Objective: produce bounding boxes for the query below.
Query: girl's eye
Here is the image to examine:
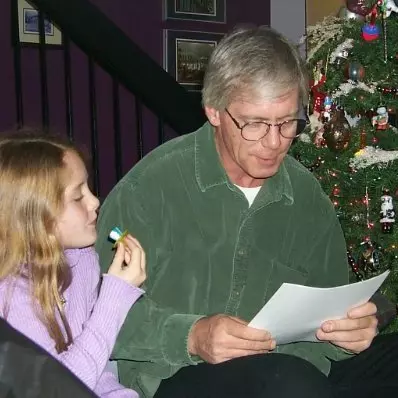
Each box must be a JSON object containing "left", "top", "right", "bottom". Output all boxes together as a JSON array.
[{"left": 74, "top": 196, "right": 84, "bottom": 202}]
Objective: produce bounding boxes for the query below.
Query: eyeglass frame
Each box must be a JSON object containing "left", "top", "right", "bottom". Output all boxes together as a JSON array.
[{"left": 224, "top": 108, "right": 308, "bottom": 141}]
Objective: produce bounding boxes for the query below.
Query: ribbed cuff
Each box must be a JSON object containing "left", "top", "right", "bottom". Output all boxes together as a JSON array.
[
  {"left": 93, "top": 274, "right": 144, "bottom": 326},
  {"left": 161, "top": 314, "right": 205, "bottom": 366}
]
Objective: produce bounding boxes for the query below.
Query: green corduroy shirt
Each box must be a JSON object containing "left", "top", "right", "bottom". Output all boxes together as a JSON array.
[{"left": 95, "top": 122, "right": 351, "bottom": 398}]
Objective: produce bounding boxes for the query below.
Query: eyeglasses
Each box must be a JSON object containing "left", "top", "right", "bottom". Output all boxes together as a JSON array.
[{"left": 225, "top": 108, "right": 308, "bottom": 141}]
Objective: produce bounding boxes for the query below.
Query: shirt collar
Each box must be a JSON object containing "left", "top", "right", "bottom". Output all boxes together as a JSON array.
[
  {"left": 194, "top": 122, "right": 294, "bottom": 205},
  {"left": 195, "top": 122, "right": 230, "bottom": 192}
]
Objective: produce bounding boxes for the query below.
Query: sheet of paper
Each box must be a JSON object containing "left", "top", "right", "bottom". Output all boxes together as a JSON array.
[{"left": 248, "top": 271, "right": 389, "bottom": 345}]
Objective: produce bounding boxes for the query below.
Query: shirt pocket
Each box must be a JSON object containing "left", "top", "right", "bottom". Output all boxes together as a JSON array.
[{"left": 263, "top": 259, "right": 309, "bottom": 305}]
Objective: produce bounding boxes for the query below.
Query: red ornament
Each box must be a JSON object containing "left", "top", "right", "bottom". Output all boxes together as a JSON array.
[
  {"left": 361, "top": 6, "right": 380, "bottom": 41},
  {"left": 332, "top": 185, "right": 341, "bottom": 196},
  {"left": 345, "top": 62, "right": 365, "bottom": 82},
  {"left": 310, "top": 73, "right": 326, "bottom": 114}
]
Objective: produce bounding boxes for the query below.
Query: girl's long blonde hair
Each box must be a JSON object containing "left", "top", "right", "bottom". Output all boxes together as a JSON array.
[{"left": 0, "top": 130, "right": 83, "bottom": 352}]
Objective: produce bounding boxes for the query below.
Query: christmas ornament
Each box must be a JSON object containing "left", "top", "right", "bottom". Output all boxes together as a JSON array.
[
  {"left": 380, "top": 189, "right": 395, "bottom": 233},
  {"left": 362, "top": 4, "right": 381, "bottom": 41},
  {"left": 385, "top": 0, "right": 398, "bottom": 17},
  {"left": 323, "top": 109, "right": 352, "bottom": 152},
  {"left": 330, "top": 39, "right": 354, "bottom": 66},
  {"left": 322, "top": 96, "right": 333, "bottom": 123},
  {"left": 362, "top": 22, "right": 381, "bottom": 41},
  {"left": 372, "top": 106, "right": 389, "bottom": 130},
  {"left": 359, "top": 240, "right": 381, "bottom": 274},
  {"left": 344, "top": 62, "right": 365, "bottom": 82},
  {"left": 335, "top": 49, "right": 350, "bottom": 66},
  {"left": 310, "top": 61, "right": 327, "bottom": 115},
  {"left": 346, "top": 0, "right": 374, "bottom": 16},
  {"left": 337, "top": 6, "right": 366, "bottom": 21}
]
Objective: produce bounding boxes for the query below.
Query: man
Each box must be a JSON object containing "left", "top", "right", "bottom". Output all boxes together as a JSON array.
[{"left": 96, "top": 26, "right": 397, "bottom": 398}]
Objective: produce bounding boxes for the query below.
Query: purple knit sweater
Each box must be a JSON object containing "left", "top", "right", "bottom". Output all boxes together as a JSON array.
[{"left": 0, "top": 247, "right": 144, "bottom": 397}]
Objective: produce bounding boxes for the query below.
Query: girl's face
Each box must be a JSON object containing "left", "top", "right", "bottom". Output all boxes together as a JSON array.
[{"left": 56, "top": 151, "right": 100, "bottom": 249}]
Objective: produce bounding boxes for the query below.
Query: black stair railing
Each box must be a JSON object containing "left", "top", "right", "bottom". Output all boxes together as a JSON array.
[
  {"left": 11, "top": 0, "right": 207, "bottom": 197},
  {"left": 28, "top": 0, "right": 206, "bottom": 135}
]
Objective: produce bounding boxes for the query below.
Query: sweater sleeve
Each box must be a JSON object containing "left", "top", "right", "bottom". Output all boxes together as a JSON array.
[
  {"left": 0, "top": 273, "right": 144, "bottom": 390},
  {"left": 56, "top": 274, "right": 144, "bottom": 388},
  {"left": 94, "top": 370, "right": 139, "bottom": 397}
]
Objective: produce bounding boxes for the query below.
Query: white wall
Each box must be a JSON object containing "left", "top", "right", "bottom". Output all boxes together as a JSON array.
[{"left": 270, "top": 0, "right": 306, "bottom": 46}]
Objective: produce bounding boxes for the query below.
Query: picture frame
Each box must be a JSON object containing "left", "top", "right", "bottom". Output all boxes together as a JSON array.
[
  {"left": 17, "top": 0, "right": 62, "bottom": 46},
  {"left": 164, "top": 30, "right": 224, "bottom": 92},
  {"left": 164, "top": 0, "right": 226, "bottom": 23}
]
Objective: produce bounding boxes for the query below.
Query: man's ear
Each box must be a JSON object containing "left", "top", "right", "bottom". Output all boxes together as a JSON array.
[{"left": 204, "top": 106, "right": 221, "bottom": 127}]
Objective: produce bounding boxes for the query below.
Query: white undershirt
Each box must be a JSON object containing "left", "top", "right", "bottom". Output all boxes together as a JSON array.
[{"left": 235, "top": 185, "right": 262, "bottom": 207}]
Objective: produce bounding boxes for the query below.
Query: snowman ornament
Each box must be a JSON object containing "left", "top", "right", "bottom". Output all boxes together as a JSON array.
[
  {"left": 385, "top": 0, "right": 398, "bottom": 17},
  {"left": 322, "top": 96, "right": 333, "bottom": 123},
  {"left": 372, "top": 106, "right": 389, "bottom": 130},
  {"left": 380, "top": 189, "right": 395, "bottom": 233}
]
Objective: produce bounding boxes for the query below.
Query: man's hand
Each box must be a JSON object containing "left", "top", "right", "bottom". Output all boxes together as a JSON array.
[
  {"left": 188, "top": 314, "right": 275, "bottom": 364},
  {"left": 316, "top": 301, "right": 378, "bottom": 354}
]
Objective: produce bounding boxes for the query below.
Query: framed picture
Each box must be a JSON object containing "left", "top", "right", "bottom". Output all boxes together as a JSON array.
[
  {"left": 164, "top": 30, "right": 224, "bottom": 92},
  {"left": 164, "top": 0, "right": 226, "bottom": 23},
  {"left": 17, "top": 0, "right": 62, "bottom": 45}
]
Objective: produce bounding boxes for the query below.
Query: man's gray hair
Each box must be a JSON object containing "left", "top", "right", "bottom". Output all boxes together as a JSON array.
[{"left": 202, "top": 26, "right": 309, "bottom": 110}]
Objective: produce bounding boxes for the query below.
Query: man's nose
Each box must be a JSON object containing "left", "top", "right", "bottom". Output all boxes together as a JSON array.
[{"left": 260, "top": 125, "right": 281, "bottom": 149}]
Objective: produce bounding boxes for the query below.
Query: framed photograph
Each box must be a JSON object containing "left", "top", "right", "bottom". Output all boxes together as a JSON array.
[
  {"left": 164, "top": 0, "right": 226, "bottom": 23},
  {"left": 164, "top": 30, "right": 224, "bottom": 92},
  {"left": 17, "top": 0, "right": 62, "bottom": 45}
]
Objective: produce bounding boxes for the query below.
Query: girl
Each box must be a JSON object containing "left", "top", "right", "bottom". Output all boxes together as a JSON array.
[{"left": 0, "top": 131, "right": 146, "bottom": 397}]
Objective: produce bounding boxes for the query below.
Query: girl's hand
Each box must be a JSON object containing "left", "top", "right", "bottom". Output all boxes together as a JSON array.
[{"left": 107, "top": 234, "right": 146, "bottom": 287}]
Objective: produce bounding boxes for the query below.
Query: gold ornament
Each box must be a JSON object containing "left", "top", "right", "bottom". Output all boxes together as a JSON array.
[{"left": 323, "top": 109, "right": 352, "bottom": 152}]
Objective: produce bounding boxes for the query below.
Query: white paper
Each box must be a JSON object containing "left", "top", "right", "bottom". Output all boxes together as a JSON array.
[{"left": 248, "top": 271, "right": 389, "bottom": 345}]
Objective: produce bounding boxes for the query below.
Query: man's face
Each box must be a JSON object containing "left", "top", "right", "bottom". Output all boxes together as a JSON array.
[{"left": 205, "top": 87, "right": 300, "bottom": 185}]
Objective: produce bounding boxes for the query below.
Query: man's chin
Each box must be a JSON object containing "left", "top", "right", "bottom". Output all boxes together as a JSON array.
[{"left": 248, "top": 163, "right": 280, "bottom": 180}]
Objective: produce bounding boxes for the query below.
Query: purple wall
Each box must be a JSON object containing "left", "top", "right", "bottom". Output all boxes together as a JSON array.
[{"left": 0, "top": 0, "right": 270, "bottom": 196}]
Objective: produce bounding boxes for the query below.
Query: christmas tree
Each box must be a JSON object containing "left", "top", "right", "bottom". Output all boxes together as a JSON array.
[{"left": 291, "top": 0, "right": 398, "bottom": 330}]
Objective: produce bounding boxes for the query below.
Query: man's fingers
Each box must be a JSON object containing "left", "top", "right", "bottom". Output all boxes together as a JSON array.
[
  {"left": 317, "top": 327, "right": 375, "bottom": 343},
  {"left": 348, "top": 302, "right": 377, "bottom": 318},
  {"left": 225, "top": 337, "right": 276, "bottom": 351},
  {"left": 321, "top": 316, "right": 377, "bottom": 333},
  {"left": 227, "top": 320, "right": 271, "bottom": 341}
]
